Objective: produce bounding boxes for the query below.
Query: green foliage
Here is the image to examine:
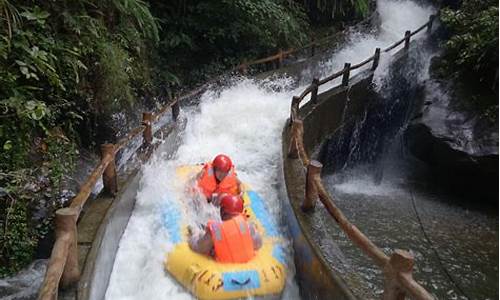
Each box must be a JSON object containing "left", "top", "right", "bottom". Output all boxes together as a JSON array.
[
  {"left": 109, "top": 0, "right": 160, "bottom": 43},
  {"left": 0, "top": 188, "right": 37, "bottom": 276},
  {"left": 0, "top": 0, "right": 161, "bottom": 277},
  {"left": 300, "top": 0, "right": 371, "bottom": 24},
  {"left": 94, "top": 42, "right": 134, "bottom": 113},
  {"left": 151, "top": 0, "right": 309, "bottom": 84},
  {"left": 440, "top": 0, "right": 498, "bottom": 83},
  {"left": 0, "top": 131, "right": 77, "bottom": 277},
  {"left": 439, "top": 0, "right": 498, "bottom": 123},
  {"left": 0, "top": 0, "right": 21, "bottom": 40}
]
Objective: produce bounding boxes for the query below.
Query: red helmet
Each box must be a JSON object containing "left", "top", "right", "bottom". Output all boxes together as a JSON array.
[
  {"left": 220, "top": 194, "right": 243, "bottom": 216},
  {"left": 212, "top": 154, "right": 232, "bottom": 173}
]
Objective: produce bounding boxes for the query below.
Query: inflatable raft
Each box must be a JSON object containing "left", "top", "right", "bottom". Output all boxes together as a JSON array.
[{"left": 163, "top": 165, "right": 287, "bottom": 300}]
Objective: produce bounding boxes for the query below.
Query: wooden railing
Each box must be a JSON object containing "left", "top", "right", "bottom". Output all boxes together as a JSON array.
[
  {"left": 234, "top": 13, "right": 378, "bottom": 74},
  {"left": 37, "top": 92, "right": 193, "bottom": 299},
  {"left": 287, "top": 15, "right": 436, "bottom": 300}
]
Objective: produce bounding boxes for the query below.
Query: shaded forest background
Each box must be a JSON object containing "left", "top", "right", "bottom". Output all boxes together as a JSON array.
[{"left": 0, "top": 0, "right": 497, "bottom": 277}]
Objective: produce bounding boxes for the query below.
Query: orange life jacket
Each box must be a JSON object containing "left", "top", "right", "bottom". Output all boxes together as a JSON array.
[
  {"left": 197, "top": 163, "right": 239, "bottom": 198},
  {"left": 207, "top": 215, "right": 255, "bottom": 263}
]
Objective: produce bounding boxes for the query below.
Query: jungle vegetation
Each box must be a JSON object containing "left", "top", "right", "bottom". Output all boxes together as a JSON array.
[
  {"left": 439, "top": 0, "right": 498, "bottom": 121},
  {"left": 0, "top": 0, "right": 371, "bottom": 277}
]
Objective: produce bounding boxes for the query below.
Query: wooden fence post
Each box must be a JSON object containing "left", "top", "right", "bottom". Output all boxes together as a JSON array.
[
  {"left": 100, "top": 143, "right": 117, "bottom": 196},
  {"left": 38, "top": 208, "right": 79, "bottom": 300},
  {"left": 311, "top": 78, "right": 320, "bottom": 104},
  {"left": 58, "top": 208, "right": 79, "bottom": 287},
  {"left": 142, "top": 112, "right": 153, "bottom": 146},
  {"left": 240, "top": 61, "right": 248, "bottom": 75},
  {"left": 290, "top": 96, "right": 301, "bottom": 125},
  {"left": 287, "top": 119, "right": 302, "bottom": 159},
  {"left": 342, "top": 63, "right": 351, "bottom": 86},
  {"left": 277, "top": 49, "right": 284, "bottom": 69},
  {"left": 372, "top": 48, "right": 381, "bottom": 71},
  {"left": 383, "top": 250, "right": 414, "bottom": 300},
  {"left": 302, "top": 160, "right": 322, "bottom": 211},
  {"left": 427, "top": 15, "right": 435, "bottom": 33},
  {"left": 311, "top": 36, "right": 316, "bottom": 57},
  {"left": 404, "top": 31, "right": 411, "bottom": 50},
  {"left": 172, "top": 101, "right": 180, "bottom": 121}
]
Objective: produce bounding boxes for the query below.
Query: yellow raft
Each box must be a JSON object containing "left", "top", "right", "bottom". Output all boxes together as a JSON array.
[{"left": 163, "top": 165, "right": 287, "bottom": 300}]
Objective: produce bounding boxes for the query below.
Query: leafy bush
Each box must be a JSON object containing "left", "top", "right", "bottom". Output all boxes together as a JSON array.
[
  {"left": 300, "top": 0, "right": 371, "bottom": 25},
  {"left": 151, "top": 0, "right": 309, "bottom": 85},
  {"left": 439, "top": 0, "right": 498, "bottom": 122},
  {"left": 440, "top": 0, "right": 498, "bottom": 85},
  {"left": 94, "top": 42, "right": 134, "bottom": 113},
  {"left": 0, "top": 0, "right": 161, "bottom": 276}
]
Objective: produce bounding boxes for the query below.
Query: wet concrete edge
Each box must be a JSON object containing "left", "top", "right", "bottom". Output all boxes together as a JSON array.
[{"left": 77, "top": 169, "right": 141, "bottom": 300}]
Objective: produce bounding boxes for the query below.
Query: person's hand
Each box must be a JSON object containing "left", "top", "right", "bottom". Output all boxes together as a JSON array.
[{"left": 209, "top": 193, "right": 218, "bottom": 204}]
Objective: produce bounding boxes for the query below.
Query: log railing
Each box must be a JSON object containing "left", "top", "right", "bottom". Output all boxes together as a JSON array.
[
  {"left": 234, "top": 12, "right": 379, "bottom": 74},
  {"left": 286, "top": 15, "right": 436, "bottom": 300},
  {"left": 37, "top": 92, "right": 187, "bottom": 299}
]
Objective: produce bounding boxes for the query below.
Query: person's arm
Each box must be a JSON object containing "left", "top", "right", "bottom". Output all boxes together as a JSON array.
[
  {"left": 236, "top": 178, "right": 244, "bottom": 195},
  {"left": 249, "top": 223, "right": 262, "bottom": 250},
  {"left": 188, "top": 228, "right": 214, "bottom": 255}
]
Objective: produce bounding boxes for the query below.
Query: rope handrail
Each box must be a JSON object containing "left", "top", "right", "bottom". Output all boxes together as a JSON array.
[{"left": 286, "top": 13, "right": 437, "bottom": 300}]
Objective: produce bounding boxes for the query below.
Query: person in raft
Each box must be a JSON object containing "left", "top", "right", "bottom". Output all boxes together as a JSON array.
[
  {"left": 189, "top": 194, "right": 262, "bottom": 263},
  {"left": 197, "top": 154, "right": 243, "bottom": 203}
]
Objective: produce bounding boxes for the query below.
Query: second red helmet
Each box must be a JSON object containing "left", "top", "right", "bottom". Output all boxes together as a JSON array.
[
  {"left": 212, "top": 154, "right": 232, "bottom": 173},
  {"left": 220, "top": 194, "right": 243, "bottom": 216}
]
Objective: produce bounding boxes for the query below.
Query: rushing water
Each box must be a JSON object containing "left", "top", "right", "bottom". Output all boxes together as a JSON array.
[{"left": 105, "top": 0, "right": 436, "bottom": 299}]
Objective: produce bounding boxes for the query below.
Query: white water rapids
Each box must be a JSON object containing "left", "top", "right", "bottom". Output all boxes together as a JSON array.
[{"left": 105, "top": 1, "right": 434, "bottom": 299}]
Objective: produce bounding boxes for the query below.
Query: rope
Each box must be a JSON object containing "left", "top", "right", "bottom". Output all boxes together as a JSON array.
[{"left": 408, "top": 186, "right": 471, "bottom": 300}]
